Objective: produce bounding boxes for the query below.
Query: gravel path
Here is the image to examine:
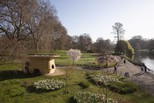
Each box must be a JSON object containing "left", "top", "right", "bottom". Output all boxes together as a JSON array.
[{"left": 105, "top": 58, "right": 154, "bottom": 95}]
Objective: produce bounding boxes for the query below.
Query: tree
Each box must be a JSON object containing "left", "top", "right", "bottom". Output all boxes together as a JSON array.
[
  {"left": 67, "top": 49, "right": 82, "bottom": 65},
  {"left": 0, "top": 0, "right": 37, "bottom": 41},
  {"left": 70, "top": 36, "right": 79, "bottom": 49},
  {"left": 93, "top": 37, "right": 113, "bottom": 53},
  {"left": 0, "top": 0, "right": 68, "bottom": 63},
  {"left": 112, "top": 22, "right": 125, "bottom": 42},
  {"left": 0, "top": 0, "right": 39, "bottom": 62},
  {"left": 29, "top": 1, "right": 64, "bottom": 52},
  {"left": 54, "top": 28, "right": 68, "bottom": 50},
  {"left": 115, "top": 40, "right": 134, "bottom": 58},
  {"left": 78, "top": 33, "right": 93, "bottom": 52},
  {"left": 148, "top": 39, "right": 154, "bottom": 52},
  {"left": 63, "top": 35, "right": 73, "bottom": 50},
  {"left": 129, "top": 35, "right": 149, "bottom": 52}
]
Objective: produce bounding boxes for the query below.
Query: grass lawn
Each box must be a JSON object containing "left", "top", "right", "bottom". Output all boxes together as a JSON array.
[
  {"left": 51, "top": 50, "right": 98, "bottom": 66},
  {"left": 0, "top": 50, "right": 154, "bottom": 103}
]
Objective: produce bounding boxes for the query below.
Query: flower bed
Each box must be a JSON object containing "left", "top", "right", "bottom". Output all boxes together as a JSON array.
[
  {"left": 33, "top": 79, "right": 65, "bottom": 91},
  {"left": 89, "top": 74, "right": 120, "bottom": 86},
  {"left": 89, "top": 74, "right": 137, "bottom": 94},
  {"left": 74, "top": 91, "right": 117, "bottom": 103}
]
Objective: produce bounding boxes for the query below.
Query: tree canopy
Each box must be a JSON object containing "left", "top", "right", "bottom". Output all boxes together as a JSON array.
[{"left": 115, "top": 40, "right": 134, "bottom": 58}]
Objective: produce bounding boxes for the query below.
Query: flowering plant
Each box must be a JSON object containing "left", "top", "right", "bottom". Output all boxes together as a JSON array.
[
  {"left": 97, "top": 55, "right": 118, "bottom": 64},
  {"left": 67, "top": 49, "right": 82, "bottom": 62},
  {"left": 33, "top": 79, "right": 65, "bottom": 91},
  {"left": 74, "top": 91, "right": 117, "bottom": 103},
  {"left": 89, "top": 74, "right": 120, "bottom": 86}
]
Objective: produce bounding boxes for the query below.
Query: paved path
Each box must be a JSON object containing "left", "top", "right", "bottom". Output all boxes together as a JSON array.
[{"left": 104, "top": 58, "right": 154, "bottom": 95}]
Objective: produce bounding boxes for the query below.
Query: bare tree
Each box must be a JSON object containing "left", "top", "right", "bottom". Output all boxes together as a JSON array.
[
  {"left": 0, "top": 0, "right": 67, "bottom": 63},
  {"left": 54, "top": 29, "right": 68, "bottom": 50},
  {"left": 94, "top": 37, "right": 113, "bottom": 54},
  {"left": 29, "top": 1, "right": 59, "bottom": 52},
  {"left": 29, "top": 1, "right": 68, "bottom": 52},
  {"left": 148, "top": 39, "right": 154, "bottom": 52},
  {"left": 0, "top": 0, "right": 38, "bottom": 63},
  {"left": 112, "top": 22, "right": 125, "bottom": 42},
  {"left": 0, "top": 0, "right": 37, "bottom": 41},
  {"left": 52, "top": 22, "right": 67, "bottom": 50},
  {"left": 78, "top": 33, "right": 93, "bottom": 52},
  {"left": 71, "top": 36, "right": 79, "bottom": 49}
]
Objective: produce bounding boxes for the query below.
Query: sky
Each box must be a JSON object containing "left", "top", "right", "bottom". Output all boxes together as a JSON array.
[{"left": 50, "top": 0, "right": 154, "bottom": 42}]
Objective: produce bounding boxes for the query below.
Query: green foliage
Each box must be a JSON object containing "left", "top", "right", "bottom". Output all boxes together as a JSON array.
[
  {"left": 0, "top": 63, "right": 20, "bottom": 71},
  {"left": 74, "top": 91, "right": 117, "bottom": 103},
  {"left": 89, "top": 74, "right": 137, "bottom": 94},
  {"left": 78, "top": 81, "right": 90, "bottom": 89},
  {"left": 33, "top": 79, "right": 65, "bottom": 91},
  {"left": 115, "top": 40, "right": 134, "bottom": 58},
  {"left": 2, "top": 79, "right": 26, "bottom": 97},
  {"left": 0, "top": 62, "right": 154, "bottom": 103},
  {"left": 99, "top": 61, "right": 117, "bottom": 68},
  {"left": 78, "top": 62, "right": 100, "bottom": 70},
  {"left": 51, "top": 50, "right": 98, "bottom": 66},
  {"left": 108, "top": 81, "right": 137, "bottom": 94},
  {"left": 2, "top": 79, "right": 20, "bottom": 85},
  {"left": 130, "top": 92, "right": 154, "bottom": 103},
  {"left": 8, "top": 85, "right": 25, "bottom": 97},
  {"left": 89, "top": 74, "right": 120, "bottom": 86}
]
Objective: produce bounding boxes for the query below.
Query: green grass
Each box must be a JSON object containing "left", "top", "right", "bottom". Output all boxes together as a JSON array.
[
  {"left": 0, "top": 50, "right": 154, "bottom": 103},
  {"left": 0, "top": 66, "right": 98, "bottom": 103},
  {"left": 52, "top": 50, "right": 98, "bottom": 66},
  {"left": 0, "top": 63, "right": 154, "bottom": 103},
  {"left": 0, "top": 63, "right": 21, "bottom": 71},
  {"left": 52, "top": 50, "right": 115, "bottom": 68},
  {"left": 0, "top": 64, "right": 154, "bottom": 103}
]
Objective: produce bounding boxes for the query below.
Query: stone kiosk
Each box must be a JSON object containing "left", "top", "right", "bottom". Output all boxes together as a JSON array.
[{"left": 23, "top": 55, "right": 56, "bottom": 74}]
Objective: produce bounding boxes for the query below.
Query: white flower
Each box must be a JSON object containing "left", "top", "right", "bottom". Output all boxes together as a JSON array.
[
  {"left": 33, "top": 79, "right": 65, "bottom": 91},
  {"left": 67, "top": 49, "right": 82, "bottom": 61}
]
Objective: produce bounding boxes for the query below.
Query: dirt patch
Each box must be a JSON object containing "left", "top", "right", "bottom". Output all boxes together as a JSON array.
[{"left": 45, "top": 69, "right": 65, "bottom": 76}]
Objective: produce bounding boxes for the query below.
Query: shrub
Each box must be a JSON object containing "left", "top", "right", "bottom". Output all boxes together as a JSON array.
[
  {"left": 115, "top": 40, "right": 134, "bottom": 58},
  {"left": 67, "top": 49, "right": 82, "bottom": 64},
  {"left": 2, "top": 79, "right": 20, "bottom": 85},
  {"left": 78, "top": 81, "right": 90, "bottom": 89},
  {"left": 79, "top": 62, "right": 100, "bottom": 70},
  {"left": 8, "top": 85, "right": 25, "bottom": 97},
  {"left": 108, "top": 81, "right": 137, "bottom": 94},
  {"left": 33, "top": 79, "right": 65, "bottom": 91},
  {"left": 89, "top": 74, "right": 120, "bottom": 86},
  {"left": 89, "top": 74, "right": 137, "bottom": 94},
  {"left": 97, "top": 55, "right": 118, "bottom": 68},
  {"left": 74, "top": 91, "right": 117, "bottom": 103}
]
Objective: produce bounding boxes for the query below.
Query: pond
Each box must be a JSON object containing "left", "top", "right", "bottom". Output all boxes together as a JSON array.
[
  {"left": 134, "top": 52, "right": 154, "bottom": 71},
  {"left": 140, "top": 55, "right": 154, "bottom": 71}
]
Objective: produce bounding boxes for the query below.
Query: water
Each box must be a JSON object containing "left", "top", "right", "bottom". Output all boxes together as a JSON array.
[{"left": 139, "top": 53, "right": 154, "bottom": 71}]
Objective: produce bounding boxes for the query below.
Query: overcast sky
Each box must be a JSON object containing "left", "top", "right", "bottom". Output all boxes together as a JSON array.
[{"left": 50, "top": 0, "right": 154, "bottom": 42}]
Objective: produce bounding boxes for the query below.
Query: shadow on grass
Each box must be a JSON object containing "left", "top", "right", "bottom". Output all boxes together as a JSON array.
[
  {"left": 26, "top": 85, "right": 45, "bottom": 94},
  {"left": 0, "top": 70, "right": 41, "bottom": 81},
  {"left": 67, "top": 97, "right": 77, "bottom": 103},
  {"left": 26, "top": 85, "right": 65, "bottom": 94}
]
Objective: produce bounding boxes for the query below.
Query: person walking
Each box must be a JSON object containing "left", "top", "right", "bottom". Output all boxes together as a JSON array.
[
  {"left": 140, "top": 67, "right": 144, "bottom": 73},
  {"left": 113, "top": 65, "right": 117, "bottom": 74},
  {"left": 143, "top": 63, "right": 147, "bottom": 73},
  {"left": 124, "top": 59, "right": 126, "bottom": 63}
]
